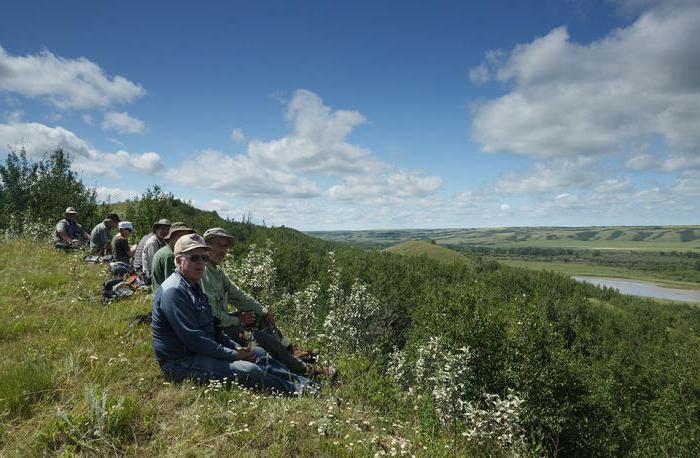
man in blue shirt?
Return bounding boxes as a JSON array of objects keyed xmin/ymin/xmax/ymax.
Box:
[{"xmin": 151, "ymin": 234, "xmax": 315, "ymax": 394}]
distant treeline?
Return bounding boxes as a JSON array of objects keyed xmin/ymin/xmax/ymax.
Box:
[{"xmin": 451, "ymin": 243, "xmax": 700, "ymax": 258}]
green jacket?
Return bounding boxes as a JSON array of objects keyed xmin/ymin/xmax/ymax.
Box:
[
  {"xmin": 151, "ymin": 245, "xmax": 175, "ymax": 292},
  {"xmin": 200, "ymin": 262, "xmax": 264, "ymax": 328}
]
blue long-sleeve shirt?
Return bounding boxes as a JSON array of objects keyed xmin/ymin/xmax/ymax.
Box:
[{"xmin": 152, "ymin": 269, "xmax": 240, "ymax": 362}]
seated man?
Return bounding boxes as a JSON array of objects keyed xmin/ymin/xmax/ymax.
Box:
[
  {"xmin": 90, "ymin": 213, "xmax": 120, "ymax": 255},
  {"xmin": 151, "ymin": 234, "xmax": 314, "ymax": 394},
  {"xmin": 201, "ymin": 227, "xmax": 310, "ymax": 376},
  {"xmin": 134, "ymin": 219, "xmax": 172, "ymax": 284},
  {"xmin": 112, "ymin": 221, "xmax": 134, "ymax": 264},
  {"xmin": 150, "ymin": 222, "xmax": 195, "ymax": 292},
  {"xmin": 53, "ymin": 207, "xmax": 89, "ymax": 249}
]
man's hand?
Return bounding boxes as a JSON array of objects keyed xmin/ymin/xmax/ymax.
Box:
[
  {"xmin": 239, "ymin": 311, "xmax": 256, "ymax": 327},
  {"xmin": 235, "ymin": 348, "xmax": 257, "ymax": 362}
]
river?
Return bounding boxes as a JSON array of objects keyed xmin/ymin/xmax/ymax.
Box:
[{"xmin": 573, "ymin": 276, "xmax": 700, "ymax": 303}]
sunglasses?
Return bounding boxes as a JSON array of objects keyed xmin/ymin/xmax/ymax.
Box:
[{"xmin": 182, "ymin": 254, "xmax": 210, "ymax": 263}]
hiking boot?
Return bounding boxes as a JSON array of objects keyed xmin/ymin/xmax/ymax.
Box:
[
  {"xmin": 306, "ymin": 363, "xmax": 338, "ymax": 381},
  {"xmin": 292, "ymin": 347, "xmax": 318, "ymax": 364}
]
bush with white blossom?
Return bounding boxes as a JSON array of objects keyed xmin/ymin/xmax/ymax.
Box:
[
  {"xmin": 224, "ymin": 240, "xmax": 277, "ymax": 305},
  {"xmin": 389, "ymin": 337, "xmax": 526, "ymax": 452}
]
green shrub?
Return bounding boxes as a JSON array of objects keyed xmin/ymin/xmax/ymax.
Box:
[{"xmin": 0, "ymin": 149, "xmax": 107, "ymax": 237}]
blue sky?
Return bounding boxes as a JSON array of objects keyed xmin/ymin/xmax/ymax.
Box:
[{"xmin": 1, "ymin": 0, "xmax": 698, "ymax": 230}]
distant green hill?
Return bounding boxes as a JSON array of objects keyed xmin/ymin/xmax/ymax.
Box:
[
  {"xmin": 384, "ymin": 240, "xmax": 476, "ymax": 267},
  {"xmin": 310, "ymin": 225, "xmax": 700, "ymax": 252}
]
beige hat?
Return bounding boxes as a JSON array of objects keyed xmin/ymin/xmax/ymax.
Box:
[
  {"xmin": 64, "ymin": 207, "xmax": 78, "ymax": 214},
  {"xmin": 152, "ymin": 218, "xmax": 172, "ymax": 232},
  {"xmin": 164, "ymin": 222, "xmax": 195, "ymax": 241},
  {"xmin": 174, "ymin": 234, "xmax": 211, "ymax": 257},
  {"xmin": 203, "ymin": 227, "xmax": 236, "ymax": 241}
]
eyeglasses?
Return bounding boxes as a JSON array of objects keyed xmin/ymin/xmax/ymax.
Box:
[{"xmin": 182, "ymin": 254, "xmax": 210, "ymax": 263}]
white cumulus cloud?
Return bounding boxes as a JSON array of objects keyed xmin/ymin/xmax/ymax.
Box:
[
  {"xmin": 0, "ymin": 45, "xmax": 145, "ymax": 109},
  {"xmin": 470, "ymin": 2, "xmax": 700, "ymax": 158},
  {"xmin": 495, "ymin": 157, "xmax": 600, "ymax": 193},
  {"xmin": 626, "ymin": 152, "xmax": 700, "ymax": 172},
  {"xmin": 326, "ymin": 170, "xmax": 442, "ymax": 201},
  {"xmin": 94, "ymin": 186, "xmax": 140, "ymax": 203},
  {"xmin": 164, "ymin": 149, "xmax": 321, "ymax": 198},
  {"xmin": 103, "ymin": 150, "xmax": 162, "ymax": 174},
  {"xmin": 0, "ymin": 121, "xmax": 162, "ymax": 178},
  {"xmin": 230, "ymin": 128, "xmax": 245, "ymax": 143},
  {"xmin": 160, "ymin": 89, "xmax": 442, "ymax": 202},
  {"xmin": 248, "ymin": 89, "xmax": 380, "ymax": 174},
  {"xmin": 102, "ymin": 111, "xmax": 146, "ymax": 134}
]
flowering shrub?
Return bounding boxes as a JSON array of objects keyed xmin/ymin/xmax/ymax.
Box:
[
  {"xmin": 389, "ymin": 337, "xmax": 526, "ymax": 452},
  {"xmin": 2, "ymin": 213, "xmax": 52, "ymax": 242},
  {"xmin": 323, "ymin": 278, "xmax": 384, "ymax": 354},
  {"xmin": 387, "ymin": 347, "xmax": 413, "ymax": 390},
  {"xmin": 462, "ymin": 391, "xmax": 525, "ymax": 451},
  {"xmin": 225, "ymin": 240, "xmax": 277, "ymax": 305},
  {"xmin": 291, "ymin": 280, "xmax": 323, "ymax": 335}
]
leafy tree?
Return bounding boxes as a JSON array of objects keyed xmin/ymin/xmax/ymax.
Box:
[{"xmin": 0, "ymin": 148, "xmax": 106, "ymax": 237}]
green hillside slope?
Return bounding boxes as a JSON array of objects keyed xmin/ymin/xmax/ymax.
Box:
[
  {"xmin": 383, "ymin": 240, "xmax": 476, "ymax": 267},
  {"xmin": 310, "ymin": 225, "xmax": 700, "ymax": 251},
  {"xmin": 2, "ymin": 231, "xmax": 700, "ymax": 455}
]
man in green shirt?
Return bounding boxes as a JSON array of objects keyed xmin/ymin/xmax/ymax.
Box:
[
  {"xmin": 151, "ymin": 222, "xmax": 195, "ymax": 292},
  {"xmin": 90, "ymin": 213, "xmax": 120, "ymax": 255},
  {"xmin": 200, "ymin": 227, "xmax": 308, "ymax": 375}
]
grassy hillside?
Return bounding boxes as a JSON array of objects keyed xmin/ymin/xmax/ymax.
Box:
[
  {"xmin": 0, "ymin": 240, "xmax": 479, "ymax": 456},
  {"xmin": 3, "ymin": 192, "xmax": 700, "ymax": 456},
  {"xmin": 310, "ymin": 225, "xmax": 700, "ymax": 252},
  {"xmin": 383, "ymin": 241, "xmax": 476, "ymax": 267}
]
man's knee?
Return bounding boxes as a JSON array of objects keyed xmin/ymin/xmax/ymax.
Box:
[
  {"xmin": 230, "ymin": 360, "xmax": 267, "ymax": 386},
  {"xmin": 231, "ymin": 360, "xmax": 263, "ymax": 377},
  {"xmin": 253, "ymin": 346, "xmax": 267, "ymax": 359}
]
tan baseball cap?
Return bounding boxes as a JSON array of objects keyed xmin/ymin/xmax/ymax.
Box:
[
  {"xmin": 164, "ymin": 222, "xmax": 195, "ymax": 241},
  {"xmin": 64, "ymin": 207, "xmax": 78, "ymax": 214},
  {"xmin": 203, "ymin": 227, "xmax": 236, "ymax": 241},
  {"xmin": 174, "ymin": 234, "xmax": 211, "ymax": 257}
]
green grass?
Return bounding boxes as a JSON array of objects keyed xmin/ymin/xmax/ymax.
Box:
[
  {"xmin": 383, "ymin": 241, "xmax": 476, "ymax": 267},
  {"xmin": 0, "ymin": 240, "xmax": 484, "ymax": 456}
]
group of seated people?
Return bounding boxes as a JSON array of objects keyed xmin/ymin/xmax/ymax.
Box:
[
  {"xmin": 54, "ymin": 207, "xmax": 327, "ymax": 395},
  {"xmin": 54, "ymin": 207, "xmax": 135, "ymax": 266}
]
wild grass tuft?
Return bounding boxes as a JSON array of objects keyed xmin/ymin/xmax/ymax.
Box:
[{"xmin": 0, "ymin": 358, "xmax": 56, "ymax": 418}]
